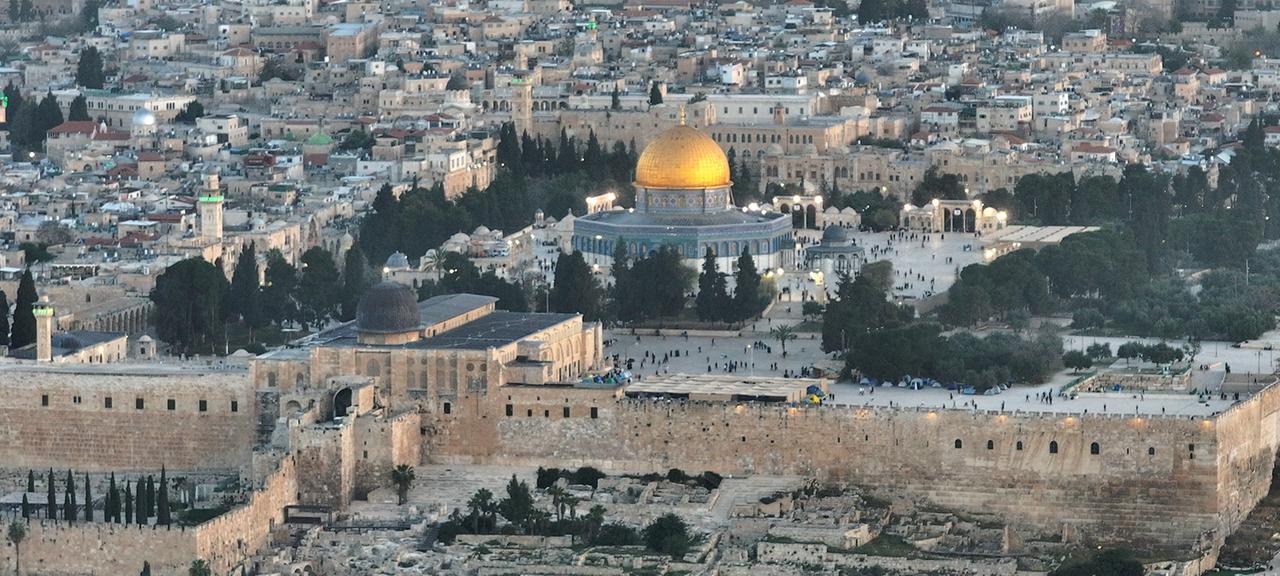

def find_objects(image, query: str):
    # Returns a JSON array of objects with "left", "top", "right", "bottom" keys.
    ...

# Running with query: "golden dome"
[{"left": 634, "top": 124, "right": 732, "bottom": 189}]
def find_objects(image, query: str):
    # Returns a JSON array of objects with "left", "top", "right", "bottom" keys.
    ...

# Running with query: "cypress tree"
[
  {"left": 21, "top": 493, "right": 29, "bottom": 519},
  {"left": 26, "top": 470, "right": 33, "bottom": 493},
  {"left": 157, "top": 467, "right": 170, "bottom": 526},
  {"left": 124, "top": 481, "right": 133, "bottom": 524},
  {"left": 11, "top": 270, "right": 37, "bottom": 349},
  {"left": 63, "top": 474, "right": 75, "bottom": 524},
  {"left": 145, "top": 475, "right": 156, "bottom": 519},
  {"left": 648, "top": 81, "right": 663, "bottom": 106},
  {"left": 135, "top": 478, "right": 145, "bottom": 524},
  {"left": 45, "top": 469, "right": 54, "bottom": 519},
  {"left": 0, "top": 291, "right": 10, "bottom": 348},
  {"left": 84, "top": 473, "right": 92, "bottom": 522},
  {"left": 140, "top": 561, "right": 151, "bottom": 576},
  {"left": 107, "top": 473, "right": 119, "bottom": 523},
  {"left": 731, "top": 248, "right": 763, "bottom": 322}
]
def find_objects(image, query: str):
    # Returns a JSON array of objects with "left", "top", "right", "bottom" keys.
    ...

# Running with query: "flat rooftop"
[{"left": 624, "top": 374, "right": 825, "bottom": 402}]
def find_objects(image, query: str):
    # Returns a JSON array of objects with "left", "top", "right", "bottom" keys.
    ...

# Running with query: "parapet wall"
[
  {"left": 0, "top": 368, "right": 255, "bottom": 472},
  {"left": 424, "top": 384, "right": 1280, "bottom": 549},
  {"left": 0, "top": 521, "right": 198, "bottom": 576},
  {"left": 0, "top": 457, "right": 299, "bottom": 576}
]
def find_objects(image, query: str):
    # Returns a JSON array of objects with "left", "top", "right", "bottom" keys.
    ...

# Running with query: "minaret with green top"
[
  {"left": 199, "top": 172, "right": 224, "bottom": 240},
  {"left": 33, "top": 297, "right": 54, "bottom": 362}
]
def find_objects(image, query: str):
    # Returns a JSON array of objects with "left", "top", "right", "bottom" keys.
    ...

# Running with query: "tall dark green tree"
[
  {"left": 695, "top": 248, "right": 730, "bottom": 322},
  {"left": 7, "top": 0, "right": 17, "bottom": 22},
  {"left": 107, "top": 472, "right": 119, "bottom": 523},
  {"left": 150, "top": 258, "right": 228, "bottom": 354},
  {"left": 0, "top": 289, "right": 10, "bottom": 347},
  {"left": 124, "top": 481, "right": 133, "bottom": 524},
  {"left": 648, "top": 82, "right": 663, "bottom": 106},
  {"left": 549, "top": 250, "right": 603, "bottom": 320},
  {"left": 145, "top": 475, "right": 156, "bottom": 519},
  {"left": 68, "top": 94, "right": 90, "bottom": 121},
  {"left": 339, "top": 243, "right": 372, "bottom": 322},
  {"left": 75, "top": 47, "right": 105, "bottom": 89},
  {"left": 359, "top": 183, "right": 402, "bottom": 267},
  {"left": 157, "top": 467, "right": 170, "bottom": 525},
  {"left": 260, "top": 249, "right": 298, "bottom": 326},
  {"left": 63, "top": 470, "right": 75, "bottom": 524},
  {"left": 20, "top": 494, "right": 29, "bottom": 519},
  {"left": 83, "top": 473, "right": 92, "bottom": 521},
  {"left": 610, "top": 86, "right": 621, "bottom": 110},
  {"left": 608, "top": 242, "right": 634, "bottom": 322},
  {"left": 26, "top": 470, "right": 33, "bottom": 493},
  {"left": 295, "top": 246, "right": 341, "bottom": 329},
  {"left": 10, "top": 269, "right": 36, "bottom": 348},
  {"left": 730, "top": 249, "right": 763, "bottom": 322},
  {"left": 226, "top": 242, "right": 261, "bottom": 327},
  {"left": 36, "top": 90, "right": 63, "bottom": 135},
  {"left": 45, "top": 469, "right": 54, "bottom": 519}
]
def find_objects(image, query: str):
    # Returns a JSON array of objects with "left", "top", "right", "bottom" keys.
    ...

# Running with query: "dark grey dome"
[
  {"left": 356, "top": 281, "right": 421, "bottom": 334},
  {"left": 821, "top": 225, "right": 849, "bottom": 244}
]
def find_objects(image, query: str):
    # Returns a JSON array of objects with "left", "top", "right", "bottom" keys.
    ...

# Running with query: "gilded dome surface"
[{"left": 634, "top": 125, "right": 732, "bottom": 189}]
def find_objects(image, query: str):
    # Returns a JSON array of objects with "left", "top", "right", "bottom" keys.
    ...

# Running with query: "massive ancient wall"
[
  {"left": 0, "top": 458, "right": 298, "bottom": 576},
  {"left": 0, "top": 521, "right": 198, "bottom": 576},
  {"left": 196, "top": 457, "right": 298, "bottom": 575},
  {"left": 422, "top": 385, "right": 1280, "bottom": 549},
  {"left": 0, "top": 368, "right": 256, "bottom": 472}
]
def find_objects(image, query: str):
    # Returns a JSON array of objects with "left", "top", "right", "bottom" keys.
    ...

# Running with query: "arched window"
[
  {"left": 986, "top": 440, "right": 994, "bottom": 450},
  {"left": 295, "top": 373, "right": 304, "bottom": 388},
  {"left": 1148, "top": 447, "right": 1155, "bottom": 456},
  {"left": 1016, "top": 441, "right": 1023, "bottom": 451},
  {"left": 1049, "top": 441, "right": 1059, "bottom": 454},
  {"left": 1090, "top": 442, "right": 1100, "bottom": 455},
  {"left": 267, "top": 372, "right": 277, "bottom": 387},
  {"left": 954, "top": 439, "right": 963, "bottom": 449}
]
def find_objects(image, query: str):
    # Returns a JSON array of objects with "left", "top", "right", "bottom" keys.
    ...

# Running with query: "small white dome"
[
  {"left": 473, "top": 225, "right": 491, "bottom": 236},
  {"left": 132, "top": 108, "right": 158, "bottom": 127}
]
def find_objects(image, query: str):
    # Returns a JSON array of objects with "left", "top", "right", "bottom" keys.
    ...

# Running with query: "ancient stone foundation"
[{"left": 423, "top": 382, "right": 1280, "bottom": 551}]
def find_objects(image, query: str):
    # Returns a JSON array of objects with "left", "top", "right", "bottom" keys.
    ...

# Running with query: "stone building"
[{"left": 571, "top": 114, "right": 794, "bottom": 272}]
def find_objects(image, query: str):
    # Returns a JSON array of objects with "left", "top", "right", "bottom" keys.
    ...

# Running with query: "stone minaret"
[
  {"left": 33, "top": 297, "right": 54, "bottom": 362},
  {"left": 198, "top": 172, "right": 224, "bottom": 240}
]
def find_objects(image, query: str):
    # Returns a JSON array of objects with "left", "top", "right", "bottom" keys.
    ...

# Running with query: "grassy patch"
[{"left": 851, "top": 534, "right": 918, "bottom": 558}]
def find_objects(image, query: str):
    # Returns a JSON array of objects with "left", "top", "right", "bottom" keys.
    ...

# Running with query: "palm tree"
[
  {"left": 466, "top": 488, "right": 494, "bottom": 533},
  {"left": 7, "top": 521, "right": 25, "bottom": 576},
  {"left": 585, "top": 505, "right": 607, "bottom": 544},
  {"left": 390, "top": 464, "right": 416, "bottom": 506},
  {"left": 188, "top": 559, "right": 212, "bottom": 576},
  {"left": 562, "top": 494, "right": 581, "bottom": 520},
  {"left": 545, "top": 485, "right": 566, "bottom": 521},
  {"left": 770, "top": 325, "right": 797, "bottom": 356}
]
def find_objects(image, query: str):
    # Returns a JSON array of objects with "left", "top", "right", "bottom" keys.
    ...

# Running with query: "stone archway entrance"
[{"left": 333, "top": 388, "right": 352, "bottom": 420}]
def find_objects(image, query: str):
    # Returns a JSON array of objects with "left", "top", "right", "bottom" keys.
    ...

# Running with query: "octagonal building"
[{"left": 572, "top": 115, "right": 794, "bottom": 272}]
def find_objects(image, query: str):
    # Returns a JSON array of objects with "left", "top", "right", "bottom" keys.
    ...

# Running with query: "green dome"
[{"left": 306, "top": 132, "right": 334, "bottom": 146}]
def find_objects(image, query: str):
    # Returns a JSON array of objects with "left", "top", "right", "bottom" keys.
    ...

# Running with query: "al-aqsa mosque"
[{"left": 572, "top": 112, "right": 794, "bottom": 270}]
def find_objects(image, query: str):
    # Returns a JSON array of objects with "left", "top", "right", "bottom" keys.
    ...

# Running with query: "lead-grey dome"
[
  {"left": 356, "top": 281, "right": 420, "bottom": 334},
  {"left": 821, "top": 225, "right": 849, "bottom": 244}
]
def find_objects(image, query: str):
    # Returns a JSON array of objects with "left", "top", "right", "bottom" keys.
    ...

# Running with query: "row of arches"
[
  {"left": 573, "top": 234, "right": 791, "bottom": 258},
  {"left": 952, "top": 438, "right": 1160, "bottom": 456},
  {"left": 777, "top": 203, "right": 819, "bottom": 229}
]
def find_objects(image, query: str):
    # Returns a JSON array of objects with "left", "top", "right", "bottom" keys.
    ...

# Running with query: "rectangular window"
[
  {"left": 72, "top": 395, "right": 81, "bottom": 404},
  {"left": 105, "top": 397, "right": 113, "bottom": 409},
  {"left": 563, "top": 407, "right": 571, "bottom": 418},
  {"left": 443, "top": 402, "right": 452, "bottom": 414},
  {"left": 231, "top": 400, "right": 238, "bottom": 413},
  {"left": 135, "top": 398, "right": 144, "bottom": 410},
  {"left": 590, "top": 407, "right": 599, "bottom": 419},
  {"left": 505, "top": 404, "right": 513, "bottom": 417},
  {"left": 41, "top": 394, "right": 48, "bottom": 407},
  {"left": 199, "top": 400, "right": 208, "bottom": 412},
  {"left": 167, "top": 399, "right": 176, "bottom": 411}
]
